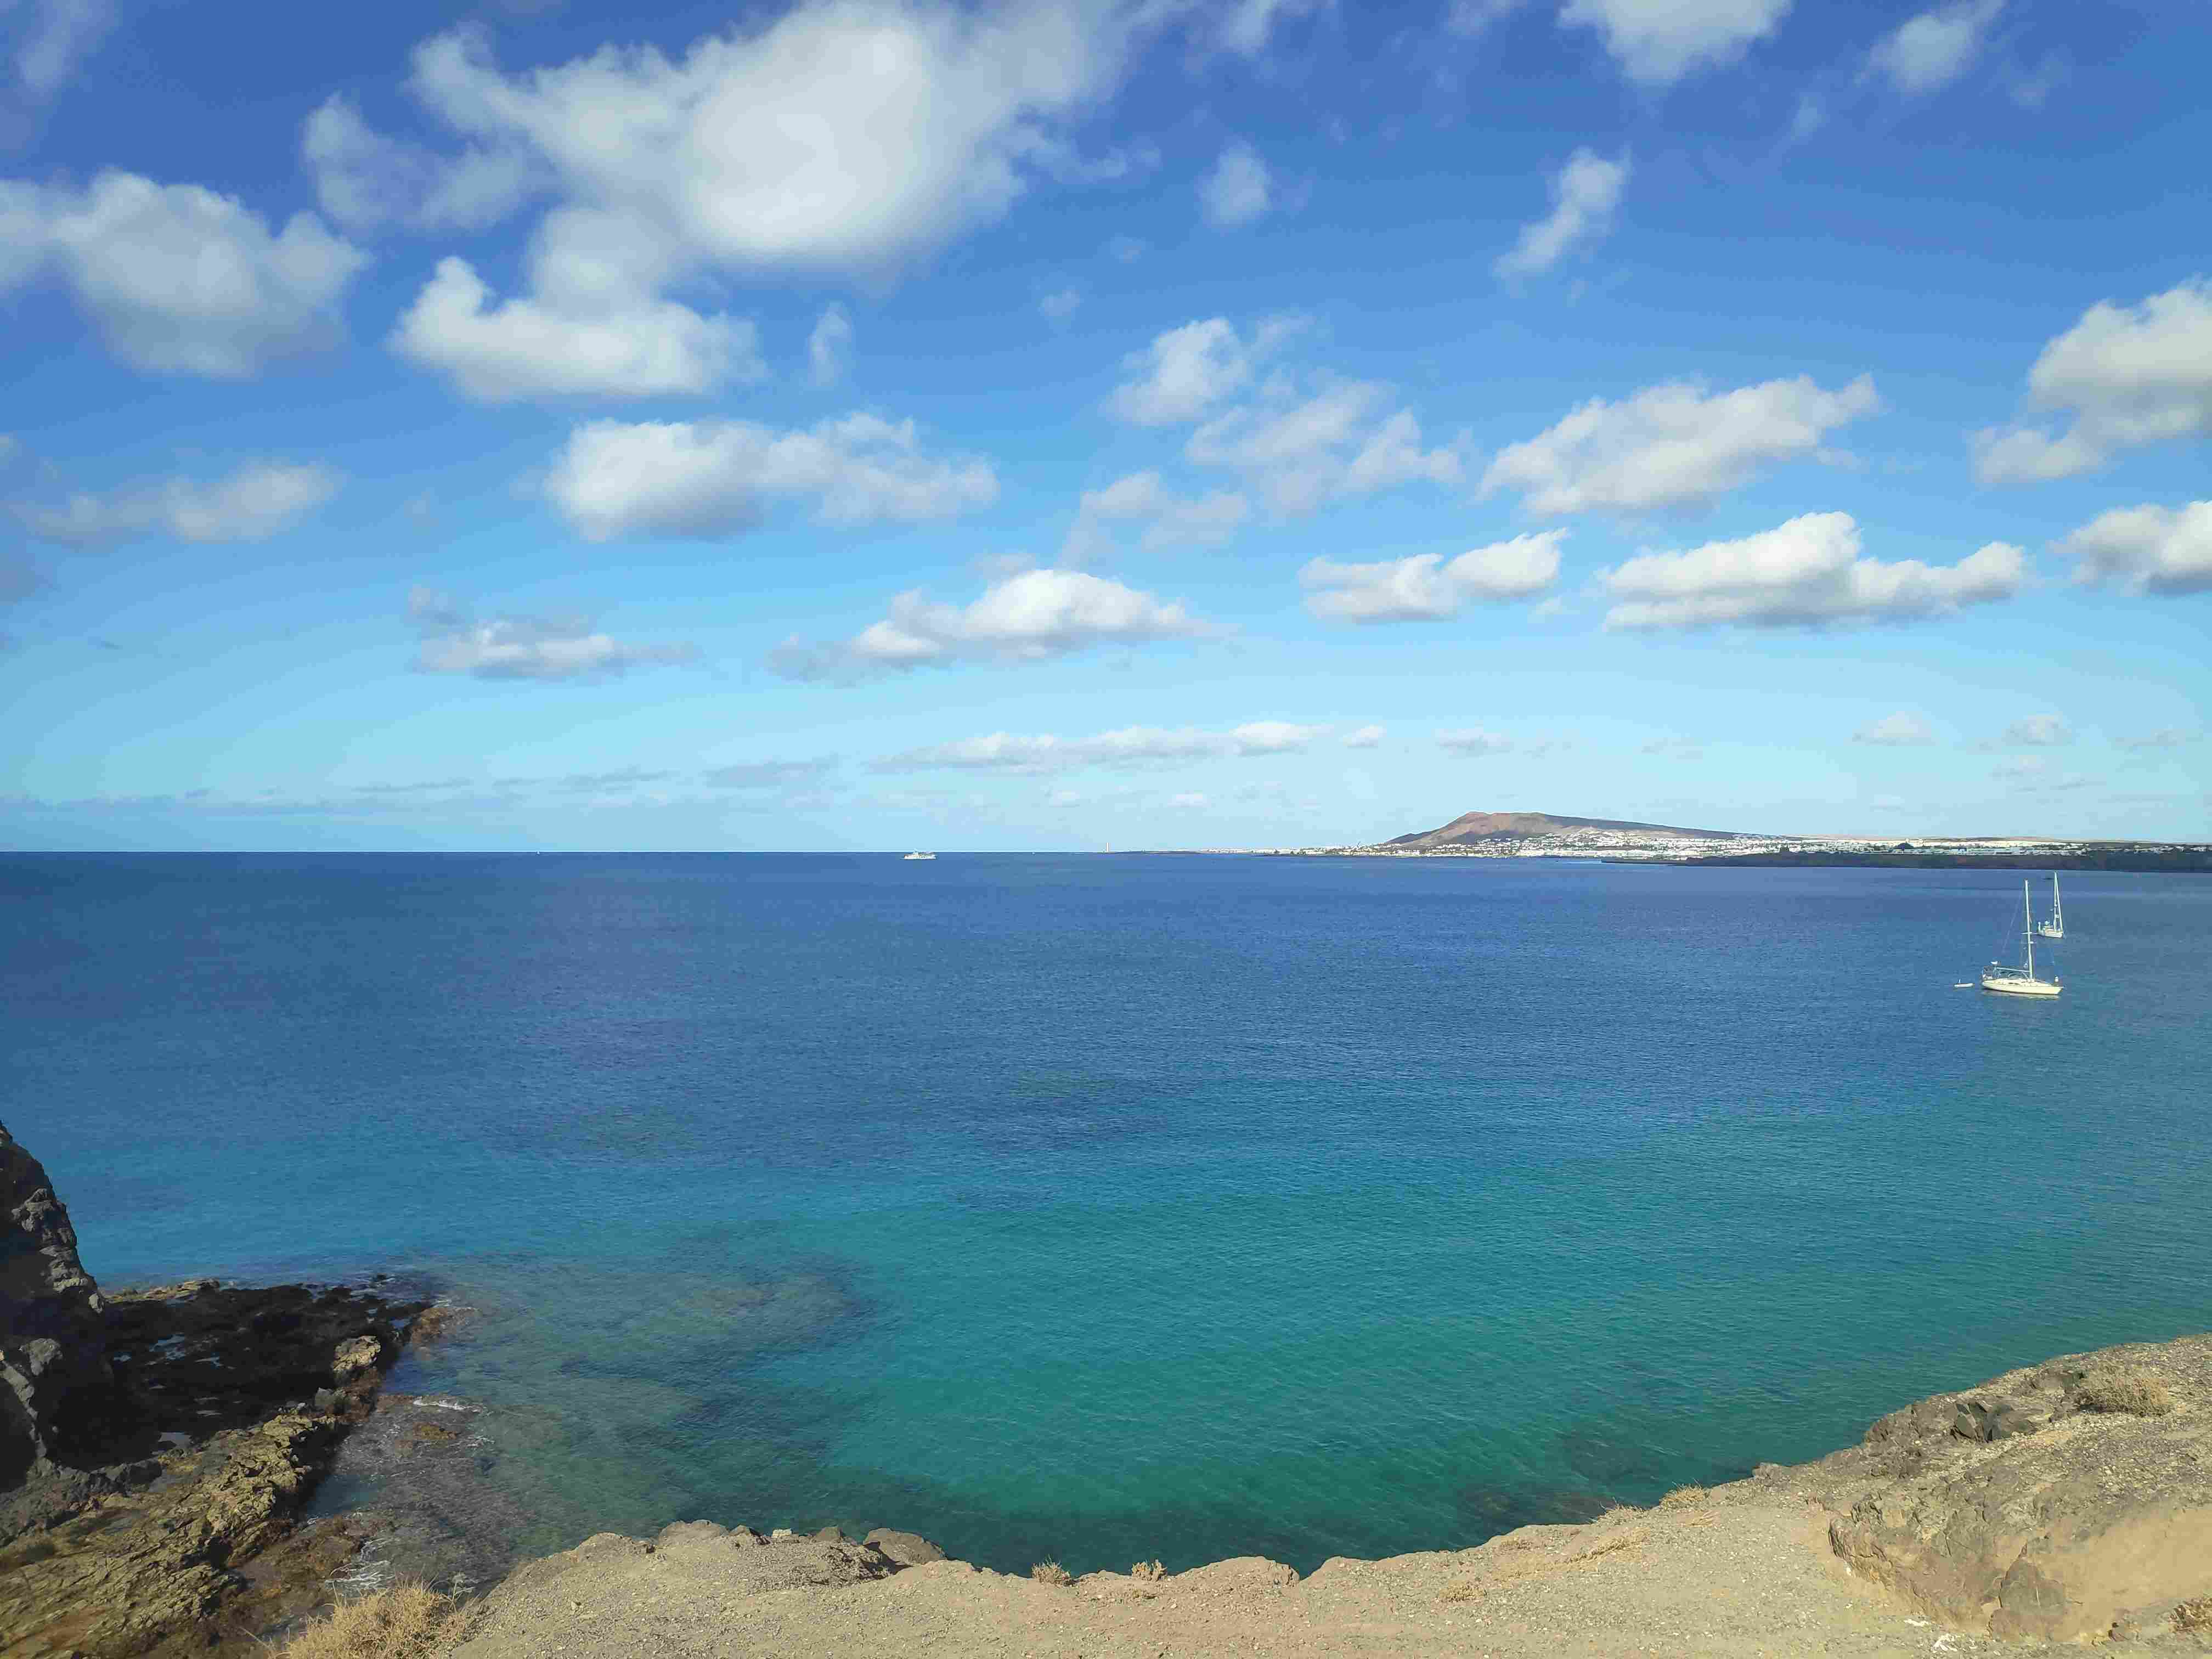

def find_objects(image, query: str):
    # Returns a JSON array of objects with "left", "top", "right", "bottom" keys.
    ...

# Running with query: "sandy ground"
[{"left": 444, "top": 1494, "right": 2203, "bottom": 1659}]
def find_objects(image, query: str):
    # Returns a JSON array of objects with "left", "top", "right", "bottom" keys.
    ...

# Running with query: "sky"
[{"left": 0, "top": 0, "right": 2206, "bottom": 852}]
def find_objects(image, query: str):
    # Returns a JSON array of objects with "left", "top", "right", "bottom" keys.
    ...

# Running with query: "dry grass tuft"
[
  {"left": 1659, "top": 1485, "right": 1707, "bottom": 1508},
  {"left": 1131, "top": 1559, "right": 1165, "bottom": 1583},
  {"left": 2073, "top": 1369, "right": 2176, "bottom": 1417},
  {"left": 273, "top": 1583, "right": 473, "bottom": 1659},
  {"left": 2174, "top": 1595, "right": 2212, "bottom": 1634},
  {"left": 1030, "top": 1560, "right": 1074, "bottom": 1587},
  {"left": 1438, "top": 1580, "right": 1482, "bottom": 1604},
  {"left": 1596, "top": 1504, "right": 1644, "bottom": 1525},
  {"left": 1568, "top": 1530, "right": 1647, "bottom": 1565}
]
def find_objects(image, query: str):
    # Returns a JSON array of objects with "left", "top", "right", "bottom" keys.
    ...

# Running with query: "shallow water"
[{"left": 5, "top": 853, "right": 2208, "bottom": 1577}]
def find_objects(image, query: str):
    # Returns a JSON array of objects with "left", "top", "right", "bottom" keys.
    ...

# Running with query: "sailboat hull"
[{"left": 1980, "top": 972, "right": 2061, "bottom": 997}]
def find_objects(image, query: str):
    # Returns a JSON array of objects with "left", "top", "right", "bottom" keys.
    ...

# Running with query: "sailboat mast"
[{"left": 2023, "top": 879, "right": 2035, "bottom": 978}]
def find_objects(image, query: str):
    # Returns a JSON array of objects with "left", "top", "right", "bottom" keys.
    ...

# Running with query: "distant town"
[{"left": 1152, "top": 811, "right": 2212, "bottom": 872}]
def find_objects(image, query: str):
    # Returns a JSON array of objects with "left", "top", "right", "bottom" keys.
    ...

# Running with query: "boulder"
[
  {"left": 862, "top": 1527, "right": 948, "bottom": 1567},
  {"left": 1, "top": 1120, "right": 115, "bottom": 1484}
]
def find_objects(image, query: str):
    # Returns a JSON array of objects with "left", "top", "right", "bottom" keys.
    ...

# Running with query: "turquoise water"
[{"left": 4, "top": 853, "right": 2208, "bottom": 1576}]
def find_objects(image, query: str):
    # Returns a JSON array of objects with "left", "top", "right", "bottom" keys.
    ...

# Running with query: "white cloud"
[
  {"left": 874, "top": 718, "right": 1318, "bottom": 772},
  {"left": 1853, "top": 710, "right": 1936, "bottom": 746},
  {"left": 770, "top": 568, "right": 1220, "bottom": 682},
  {"left": 1105, "top": 315, "right": 1302, "bottom": 426},
  {"left": 0, "top": 170, "right": 365, "bottom": 377},
  {"left": 1066, "top": 469, "right": 1249, "bottom": 555},
  {"left": 397, "top": 4, "right": 1150, "bottom": 287},
  {"left": 1187, "top": 380, "right": 1465, "bottom": 514},
  {"left": 1558, "top": 0, "right": 1792, "bottom": 86},
  {"left": 1217, "top": 0, "right": 1324, "bottom": 54},
  {"left": 543, "top": 413, "right": 997, "bottom": 541},
  {"left": 407, "top": 585, "right": 696, "bottom": 681},
  {"left": 1300, "top": 531, "right": 1563, "bottom": 623},
  {"left": 1481, "top": 375, "right": 1881, "bottom": 514},
  {"left": 390, "top": 256, "right": 759, "bottom": 401},
  {"left": 1973, "top": 279, "right": 2212, "bottom": 482},
  {"left": 1494, "top": 149, "right": 1627, "bottom": 280},
  {"left": 1039, "top": 286, "right": 1082, "bottom": 321},
  {"left": 2000, "top": 714, "right": 2071, "bottom": 747},
  {"left": 1868, "top": 0, "right": 2002, "bottom": 96},
  {"left": 1599, "top": 511, "right": 2027, "bottom": 630},
  {"left": 2056, "top": 500, "right": 2212, "bottom": 596},
  {"left": 1437, "top": 727, "right": 1515, "bottom": 755},
  {"left": 1199, "top": 140, "right": 1272, "bottom": 229},
  {"left": 1342, "top": 724, "right": 1385, "bottom": 749},
  {"left": 302, "top": 95, "right": 539, "bottom": 233},
  {"left": 807, "top": 302, "right": 854, "bottom": 387},
  {"left": 10, "top": 461, "right": 341, "bottom": 546},
  {"left": 8, "top": 0, "right": 111, "bottom": 98}
]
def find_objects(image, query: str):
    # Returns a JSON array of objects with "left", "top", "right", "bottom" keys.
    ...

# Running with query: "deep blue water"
[{"left": 4, "top": 853, "right": 2208, "bottom": 1579}]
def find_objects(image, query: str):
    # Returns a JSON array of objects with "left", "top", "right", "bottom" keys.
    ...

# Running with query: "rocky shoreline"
[{"left": 2, "top": 1124, "right": 432, "bottom": 1658}]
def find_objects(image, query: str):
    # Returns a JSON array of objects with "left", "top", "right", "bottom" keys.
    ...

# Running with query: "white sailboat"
[
  {"left": 902, "top": 851, "right": 935, "bottom": 861},
  {"left": 2036, "top": 872, "right": 2064, "bottom": 939},
  {"left": 1980, "top": 879, "right": 2061, "bottom": 997}
]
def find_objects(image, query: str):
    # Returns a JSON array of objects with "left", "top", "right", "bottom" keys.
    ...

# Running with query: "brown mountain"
[{"left": 1383, "top": 810, "right": 1755, "bottom": 849}]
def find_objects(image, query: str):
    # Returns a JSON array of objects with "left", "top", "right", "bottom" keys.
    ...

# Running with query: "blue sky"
[{"left": 1, "top": 0, "right": 2205, "bottom": 851}]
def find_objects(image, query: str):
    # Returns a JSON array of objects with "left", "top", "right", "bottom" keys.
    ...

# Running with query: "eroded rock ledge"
[{"left": 0, "top": 1123, "right": 430, "bottom": 1659}]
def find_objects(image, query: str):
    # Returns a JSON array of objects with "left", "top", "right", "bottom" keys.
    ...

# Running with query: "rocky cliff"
[{"left": 0, "top": 1121, "right": 115, "bottom": 1487}]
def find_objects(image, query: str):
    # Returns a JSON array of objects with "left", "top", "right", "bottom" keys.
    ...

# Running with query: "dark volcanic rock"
[{"left": 1, "top": 1120, "right": 117, "bottom": 1486}]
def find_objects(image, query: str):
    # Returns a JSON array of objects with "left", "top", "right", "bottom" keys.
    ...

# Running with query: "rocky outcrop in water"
[
  {"left": 0, "top": 1122, "right": 430, "bottom": 1659},
  {"left": 0, "top": 1122, "right": 116, "bottom": 1488}
]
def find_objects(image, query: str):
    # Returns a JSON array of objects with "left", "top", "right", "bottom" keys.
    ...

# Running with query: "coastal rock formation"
[
  {"left": 1813, "top": 1335, "right": 2212, "bottom": 1641},
  {"left": 0, "top": 1121, "right": 115, "bottom": 1486}
]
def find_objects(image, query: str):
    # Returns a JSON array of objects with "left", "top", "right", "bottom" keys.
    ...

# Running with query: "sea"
[{"left": 4, "top": 852, "right": 2208, "bottom": 1586}]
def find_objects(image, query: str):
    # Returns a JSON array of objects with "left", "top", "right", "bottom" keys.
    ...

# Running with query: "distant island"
[{"left": 1147, "top": 810, "right": 2212, "bottom": 872}]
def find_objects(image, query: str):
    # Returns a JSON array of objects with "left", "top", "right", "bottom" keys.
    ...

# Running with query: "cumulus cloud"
[
  {"left": 0, "top": 171, "right": 365, "bottom": 377},
  {"left": 2056, "top": 500, "right": 2212, "bottom": 596},
  {"left": 1065, "top": 469, "right": 1249, "bottom": 556},
  {"left": 1437, "top": 727, "right": 1515, "bottom": 755},
  {"left": 543, "top": 413, "right": 997, "bottom": 541},
  {"left": 1558, "top": 0, "right": 1792, "bottom": 86},
  {"left": 1868, "top": 0, "right": 2003, "bottom": 96},
  {"left": 874, "top": 718, "right": 1325, "bottom": 774},
  {"left": 1104, "top": 315, "right": 1304, "bottom": 426},
  {"left": 1495, "top": 149, "right": 1627, "bottom": 280},
  {"left": 1973, "top": 279, "right": 2212, "bottom": 483},
  {"left": 770, "top": 567, "right": 1220, "bottom": 682},
  {"left": 389, "top": 256, "right": 760, "bottom": 401},
  {"left": 806, "top": 302, "right": 854, "bottom": 387},
  {"left": 1199, "top": 140, "right": 1272, "bottom": 229},
  {"left": 9, "top": 461, "right": 341, "bottom": 546},
  {"left": 2000, "top": 713, "right": 2071, "bottom": 747},
  {"left": 1300, "top": 531, "right": 1563, "bottom": 623},
  {"left": 302, "top": 95, "right": 540, "bottom": 233},
  {"left": 1481, "top": 375, "right": 1881, "bottom": 515},
  {"left": 1186, "top": 379, "right": 1466, "bottom": 514},
  {"left": 407, "top": 584, "right": 695, "bottom": 681},
  {"left": 1599, "top": 511, "right": 2026, "bottom": 630},
  {"left": 1853, "top": 710, "right": 1936, "bottom": 746},
  {"left": 1216, "top": 0, "right": 1324, "bottom": 54},
  {"left": 1342, "top": 724, "right": 1385, "bottom": 748}
]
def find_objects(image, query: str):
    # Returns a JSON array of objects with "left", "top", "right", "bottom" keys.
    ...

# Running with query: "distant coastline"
[{"left": 1129, "top": 806, "right": 2212, "bottom": 872}]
